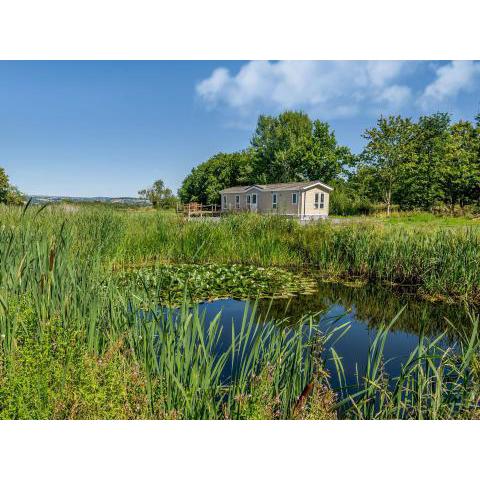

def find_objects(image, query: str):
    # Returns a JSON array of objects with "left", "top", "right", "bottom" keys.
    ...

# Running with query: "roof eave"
[{"left": 301, "top": 182, "right": 334, "bottom": 192}]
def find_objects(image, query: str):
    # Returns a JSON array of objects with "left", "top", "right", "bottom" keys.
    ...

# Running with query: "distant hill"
[{"left": 28, "top": 195, "right": 151, "bottom": 206}]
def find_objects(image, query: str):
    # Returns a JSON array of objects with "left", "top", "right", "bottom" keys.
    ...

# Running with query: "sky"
[{"left": 1, "top": 60, "right": 479, "bottom": 197}]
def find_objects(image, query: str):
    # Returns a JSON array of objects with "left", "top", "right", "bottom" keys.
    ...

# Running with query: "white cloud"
[
  {"left": 376, "top": 85, "right": 412, "bottom": 107},
  {"left": 196, "top": 60, "right": 412, "bottom": 120},
  {"left": 420, "top": 60, "right": 480, "bottom": 107},
  {"left": 366, "top": 61, "right": 407, "bottom": 87}
]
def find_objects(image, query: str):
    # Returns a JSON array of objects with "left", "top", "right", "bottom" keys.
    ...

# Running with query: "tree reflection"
[{"left": 255, "top": 281, "right": 474, "bottom": 341}]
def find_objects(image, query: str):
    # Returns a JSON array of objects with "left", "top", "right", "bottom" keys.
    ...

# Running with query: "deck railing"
[{"left": 178, "top": 202, "right": 221, "bottom": 217}]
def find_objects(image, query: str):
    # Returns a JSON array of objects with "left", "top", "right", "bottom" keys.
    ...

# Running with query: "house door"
[
  {"left": 246, "top": 194, "right": 251, "bottom": 210},
  {"left": 251, "top": 193, "right": 257, "bottom": 212}
]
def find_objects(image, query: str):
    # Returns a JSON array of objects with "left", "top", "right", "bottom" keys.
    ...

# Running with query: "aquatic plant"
[
  {"left": 1, "top": 204, "right": 480, "bottom": 420},
  {"left": 330, "top": 310, "right": 480, "bottom": 419},
  {"left": 3, "top": 204, "right": 480, "bottom": 303},
  {"left": 117, "top": 263, "right": 318, "bottom": 306}
]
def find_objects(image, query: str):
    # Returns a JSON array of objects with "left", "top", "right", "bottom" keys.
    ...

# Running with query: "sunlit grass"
[{"left": 0, "top": 203, "right": 479, "bottom": 419}]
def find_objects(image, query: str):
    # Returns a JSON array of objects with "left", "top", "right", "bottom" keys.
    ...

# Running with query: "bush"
[{"left": 329, "top": 185, "right": 374, "bottom": 216}]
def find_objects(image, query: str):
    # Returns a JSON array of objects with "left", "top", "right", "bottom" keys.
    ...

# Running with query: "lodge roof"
[{"left": 220, "top": 180, "right": 333, "bottom": 194}]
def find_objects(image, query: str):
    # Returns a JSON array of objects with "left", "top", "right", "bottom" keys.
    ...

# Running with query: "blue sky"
[{"left": 1, "top": 60, "right": 479, "bottom": 197}]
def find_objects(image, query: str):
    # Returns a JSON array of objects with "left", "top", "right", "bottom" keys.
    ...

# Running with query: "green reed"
[
  {"left": 330, "top": 309, "right": 480, "bottom": 419},
  {"left": 0, "top": 207, "right": 329, "bottom": 418},
  {"left": 4, "top": 203, "right": 480, "bottom": 302},
  {"left": 0, "top": 203, "right": 479, "bottom": 419}
]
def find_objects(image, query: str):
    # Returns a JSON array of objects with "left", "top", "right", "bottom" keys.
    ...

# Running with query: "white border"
[
  {"left": 0, "top": 1, "right": 479, "bottom": 59},
  {"left": 0, "top": 421, "right": 478, "bottom": 479}
]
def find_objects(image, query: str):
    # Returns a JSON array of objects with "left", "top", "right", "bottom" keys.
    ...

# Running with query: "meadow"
[{"left": 0, "top": 203, "right": 479, "bottom": 419}]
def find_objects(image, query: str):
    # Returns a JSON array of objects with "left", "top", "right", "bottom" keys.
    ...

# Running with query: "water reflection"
[
  {"left": 256, "top": 281, "right": 471, "bottom": 340},
  {"left": 195, "top": 281, "right": 475, "bottom": 389}
]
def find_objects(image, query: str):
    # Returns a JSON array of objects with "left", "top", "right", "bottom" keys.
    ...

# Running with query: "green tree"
[
  {"left": 438, "top": 121, "right": 480, "bottom": 212},
  {"left": 178, "top": 111, "right": 351, "bottom": 205},
  {"left": 250, "top": 111, "right": 351, "bottom": 184},
  {"left": 178, "top": 150, "right": 253, "bottom": 204},
  {"left": 397, "top": 113, "right": 450, "bottom": 210},
  {"left": 0, "top": 167, "right": 24, "bottom": 205},
  {"left": 138, "top": 179, "right": 177, "bottom": 209},
  {"left": 0, "top": 167, "right": 9, "bottom": 202},
  {"left": 361, "top": 115, "right": 417, "bottom": 215}
]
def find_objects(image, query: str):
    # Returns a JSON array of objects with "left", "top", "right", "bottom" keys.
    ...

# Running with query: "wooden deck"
[{"left": 178, "top": 202, "right": 221, "bottom": 218}]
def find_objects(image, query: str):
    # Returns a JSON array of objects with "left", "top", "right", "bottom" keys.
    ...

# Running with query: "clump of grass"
[{"left": 0, "top": 305, "right": 150, "bottom": 420}]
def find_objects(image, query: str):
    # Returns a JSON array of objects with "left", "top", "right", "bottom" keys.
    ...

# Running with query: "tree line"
[{"left": 178, "top": 111, "right": 480, "bottom": 215}]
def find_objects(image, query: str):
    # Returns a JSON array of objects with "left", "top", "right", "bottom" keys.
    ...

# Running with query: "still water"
[{"left": 191, "top": 282, "right": 473, "bottom": 389}]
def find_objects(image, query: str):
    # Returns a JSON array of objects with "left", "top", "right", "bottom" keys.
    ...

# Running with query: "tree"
[
  {"left": 178, "top": 150, "right": 253, "bottom": 204},
  {"left": 438, "top": 121, "right": 480, "bottom": 212},
  {"left": 0, "top": 167, "right": 24, "bottom": 205},
  {"left": 250, "top": 111, "right": 351, "bottom": 184},
  {"left": 361, "top": 115, "right": 417, "bottom": 215},
  {"left": 138, "top": 179, "right": 176, "bottom": 209},
  {"left": 396, "top": 113, "right": 450, "bottom": 210},
  {"left": 0, "top": 167, "right": 9, "bottom": 202},
  {"left": 178, "top": 111, "right": 352, "bottom": 205}
]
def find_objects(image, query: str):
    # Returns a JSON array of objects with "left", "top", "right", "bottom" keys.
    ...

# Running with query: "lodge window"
[
  {"left": 272, "top": 193, "right": 277, "bottom": 209},
  {"left": 320, "top": 193, "right": 325, "bottom": 209},
  {"left": 292, "top": 192, "right": 298, "bottom": 204},
  {"left": 314, "top": 192, "right": 319, "bottom": 209},
  {"left": 235, "top": 195, "right": 240, "bottom": 209},
  {"left": 223, "top": 195, "right": 227, "bottom": 208},
  {"left": 252, "top": 193, "right": 257, "bottom": 204}
]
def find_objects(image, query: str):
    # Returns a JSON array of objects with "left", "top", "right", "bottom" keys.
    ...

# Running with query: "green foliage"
[
  {"left": 401, "top": 113, "right": 450, "bottom": 210},
  {"left": 360, "top": 115, "right": 417, "bottom": 215},
  {"left": 139, "top": 178, "right": 177, "bottom": 209},
  {"left": 250, "top": 111, "right": 351, "bottom": 184},
  {"left": 1, "top": 205, "right": 480, "bottom": 419},
  {"left": 356, "top": 113, "right": 480, "bottom": 213},
  {"left": 179, "top": 111, "right": 352, "bottom": 204},
  {"left": 439, "top": 121, "right": 480, "bottom": 211},
  {"left": 0, "top": 208, "right": 327, "bottom": 419},
  {"left": 0, "top": 166, "right": 24, "bottom": 205},
  {"left": 328, "top": 181, "right": 374, "bottom": 216},
  {"left": 118, "top": 263, "right": 317, "bottom": 306},
  {"left": 178, "top": 150, "right": 253, "bottom": 204},
  {"left": 0, "top": 301, "right": 149, "bottom": 419}
]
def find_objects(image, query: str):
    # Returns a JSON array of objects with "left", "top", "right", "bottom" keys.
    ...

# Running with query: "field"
[{"left": 0, "top": 204, "right": 479, "bottom": 419}]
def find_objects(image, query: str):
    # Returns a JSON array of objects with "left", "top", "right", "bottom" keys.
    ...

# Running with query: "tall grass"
[
  {"left": 0, "top": 208, "right": 333, "bottom": 418},
  {"left": 331, "top": 310, "right": 480, "bottom": 419},
  {"left": 0, "top": 204, "right": 479, "bottom": 419},
  {"left": 3, "top": 204, "right": 479, "bottom": 302}
]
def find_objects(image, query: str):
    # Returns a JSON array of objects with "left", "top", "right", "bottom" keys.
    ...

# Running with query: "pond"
[{"left": 185, "top": 281, "right": 474, "bottom": 390}]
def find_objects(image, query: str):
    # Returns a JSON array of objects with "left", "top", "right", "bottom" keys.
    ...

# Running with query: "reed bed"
[
  {"left": 2, "top": 204, "right": 479, "bottom": 302},
  {"left": 0, "top": 208, "right": 333, "bottom": 419},
  {"left": 0, "top": 204, "right": 479, "bottom": 419}
]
